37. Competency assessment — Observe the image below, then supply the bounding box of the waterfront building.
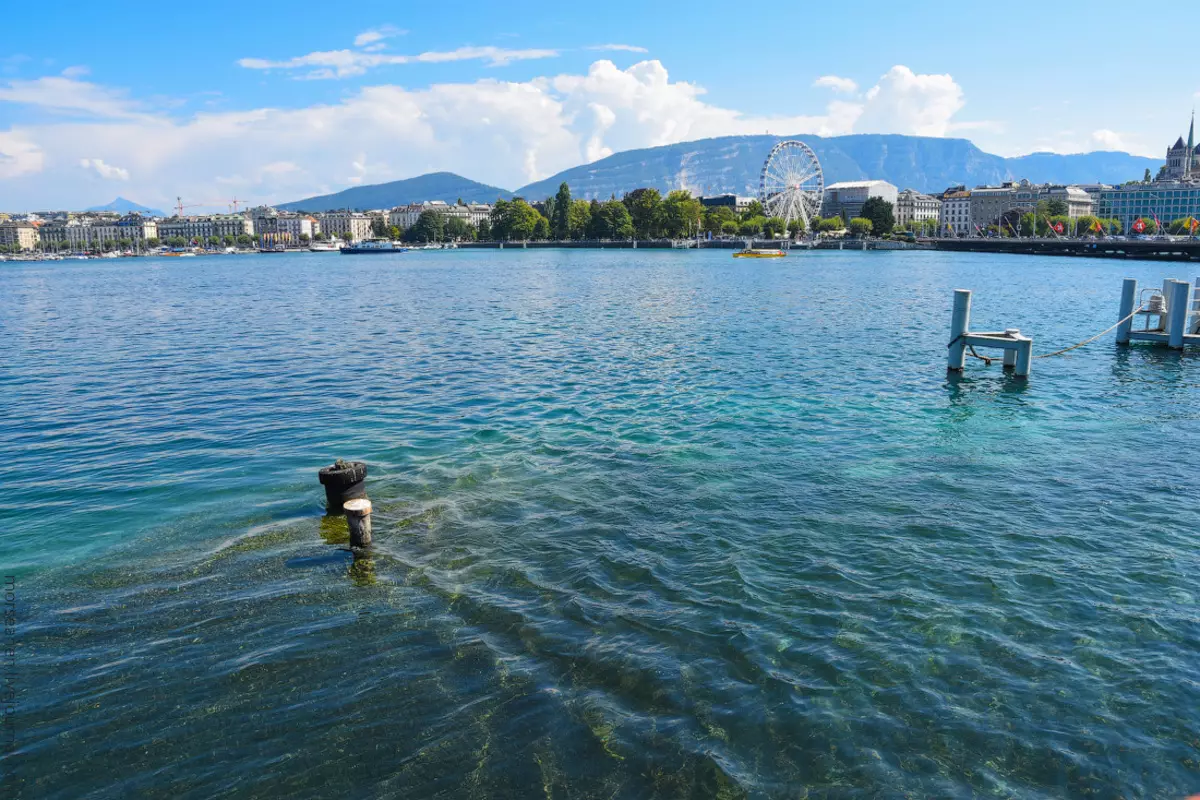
[38,217,122,249]
[252,208,314,242]
[821,180,898,220]
[316,211,372,241]
[157,214,252,242]
[387,201,493,230]
[895,189,941,226]
[0,221,39,250]
[117,213,158,243]
[1095,181,1200,232]
[699,194,757,216]
[940,187,972,236]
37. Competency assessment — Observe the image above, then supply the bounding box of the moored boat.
[733,248,786,258]
[340,239,408,254]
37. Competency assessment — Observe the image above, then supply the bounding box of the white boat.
[308,242,341,252]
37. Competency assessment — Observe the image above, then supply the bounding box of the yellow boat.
[733,248,786,258]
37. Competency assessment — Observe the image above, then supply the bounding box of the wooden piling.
[344,498,373,548]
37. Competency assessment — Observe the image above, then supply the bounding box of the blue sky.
[0,0,1194,211]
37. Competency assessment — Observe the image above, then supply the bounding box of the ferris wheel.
[758,140,824,230]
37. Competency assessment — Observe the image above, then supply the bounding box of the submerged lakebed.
[2,249,1198,797]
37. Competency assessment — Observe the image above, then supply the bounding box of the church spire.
[1189,110,1195,178]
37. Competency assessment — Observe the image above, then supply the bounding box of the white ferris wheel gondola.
[758,140,824,231]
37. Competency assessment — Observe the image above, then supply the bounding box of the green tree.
[444,216,473,241]
[370,216,387,237]
[859,197,894,238]
[236,233,252,247]
[661,190,704,238]
[623,188,663,239]
[739,217,764,236]
[1167,217,1199,235]
[118,237,133,250]
[206,235,221,248]
[533,215,550,240]
[740,200,764,220]
[340,231,354,243]
[222,235,235,247]
[406,211,445,242]
[567,199,592,240]
[147,237,161,249]
[298,233,311,244]
[787,218,807,238]
[703,206,736,235]
[314,231,328,241]
[476,218,492,240]
[489,199,511,240]
[590,199,633,239]
[386,225,402,240]
[551,182,572,240]
[817,217,844,233]
[762,217,787,238]
[720,220,739,236]
[848,217,873,237]
[1144,168,1153,183]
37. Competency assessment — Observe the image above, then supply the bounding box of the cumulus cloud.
[353,25,405,47]
[0,131,44,178]
[0,60,976,209]
[856,66,964,137]
[239,45,560,79]
[813,75,858,94]
[79,157,129,180]
[587,44,649,53]
[1091,128,1127,151]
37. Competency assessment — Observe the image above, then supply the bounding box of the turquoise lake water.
[1,249,1198,797]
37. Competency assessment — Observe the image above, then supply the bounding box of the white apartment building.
[940,189,971,236]
[895,189,941,226]
[38,218,123,249]
[253,208,314,242]
[316,211,372,241]
[158,214,253,242]
[0,221,39,250]
[388,201,493,230]
[821,180,899,220]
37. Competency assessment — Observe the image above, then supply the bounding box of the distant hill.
[278,172,513,212]
[86,197,166,216]
[515,134,1162,199]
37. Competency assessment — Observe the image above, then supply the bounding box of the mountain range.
[276,134,1163,211]
[278,172,512,212]
[86,196,166,217]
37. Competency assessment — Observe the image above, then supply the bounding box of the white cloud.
[238,45,560,79]
[856,66,964,137]
[79,157,129,180]
[0,60,976,209]
[1091,128,1127,151]
[353,25,405,48]
[0,76,146,119]
[813,75,858,94]
[587,44,649,53]
[0,130,43,178]
[61,65,90,79]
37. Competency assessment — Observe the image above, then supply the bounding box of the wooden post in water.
[1116,278,1137,345]
[344,498,373,548]
[947,289,971,372]
[1168,280,1191,349]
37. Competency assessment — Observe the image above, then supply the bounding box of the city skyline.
[0,0,1195,212]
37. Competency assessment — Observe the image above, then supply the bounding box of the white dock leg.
[1014,337,1033,377]
[1168,280,1191,348]
[1002,329,1019,368]
[1116,278,1136,345]
[1162,279,1176,334]
[947,289,971,372]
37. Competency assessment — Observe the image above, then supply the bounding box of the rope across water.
[1032,305,1145,359]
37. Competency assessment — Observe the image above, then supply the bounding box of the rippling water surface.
[2,250,1199,798]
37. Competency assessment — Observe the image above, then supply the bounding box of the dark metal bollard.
[318,459,367,511]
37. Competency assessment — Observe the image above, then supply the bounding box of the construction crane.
[174,196,256,216]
